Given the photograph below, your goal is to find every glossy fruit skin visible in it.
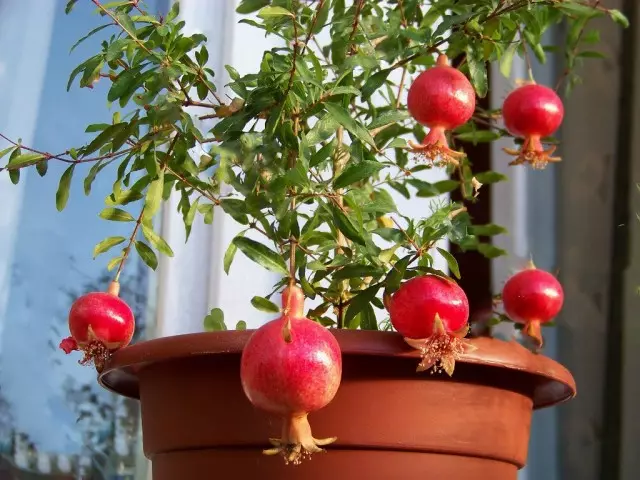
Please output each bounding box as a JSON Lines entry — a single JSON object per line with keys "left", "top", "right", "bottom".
{"left": 68, "top": 292, "right": 135, "bottom": 350}
{"left": 389, "top": 275, "right": 469, "bottom": 339}
{"left": 503, "top": 84, "right": 564, "bottom": 139}
{"left": 502, "top": 268, "right": 564, "bottom": 325}
{"left": 241, "top": 315, "right": 342, "bottom": 416}
{"left": 407, "top": 57, "right": 476, "bottom": 130}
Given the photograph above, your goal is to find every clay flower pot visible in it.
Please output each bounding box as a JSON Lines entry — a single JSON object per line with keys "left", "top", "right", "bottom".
{"left": 99, "top": 330, "right": 575, "bottom": 480}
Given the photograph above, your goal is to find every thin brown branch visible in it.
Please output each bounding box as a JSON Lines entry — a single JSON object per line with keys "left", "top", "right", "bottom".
{"left": 348, "top": 0, "right": 366, "bottom": 54}
{"left": 92, "top": 0, "right": 154, "bottom": 56}
{"left": 395, "top": 66, "right": 408, "bottom": 109}
{"left": 166, "top": 165, "right": 220, "bottom": 205}
{"left": 0, "top": 133, "right": 133, "bottom": 171}
{"left": 283, "top": 16, "right": 300, "bottom": 101}
{"left": 300, "top": 0, "right": 325, "bottom": 57}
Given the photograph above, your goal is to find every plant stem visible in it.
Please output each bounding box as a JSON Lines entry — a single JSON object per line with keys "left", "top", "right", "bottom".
{"left": 395, "top": 66, "right": 408, "bottom": 108}
{"left": 114, "top": 210, "right": 144, "bottom": 283}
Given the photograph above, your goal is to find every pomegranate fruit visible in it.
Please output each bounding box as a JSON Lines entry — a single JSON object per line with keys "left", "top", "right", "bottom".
{"left": 502, "top": 83, "right": 564, "bottom": 169}
{"left": 389, "top": 274, "right": 473, "bottom": 376}
{"left": 501, "top": 261, "right": 564, "bottom": 347}
{"left": 240, "top": 285, "right": 342, "bottom": 465}
{"left": 59, "top": 281, "right": 135, "bottom": 372}
{"left": 407, "top": 54, "right": 476, "bottom": 166}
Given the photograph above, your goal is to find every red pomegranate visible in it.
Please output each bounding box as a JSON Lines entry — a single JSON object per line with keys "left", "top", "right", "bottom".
{"left": 59, "top": 281, "right": 135, "bottom": 372}
{"left": 407, "top": 54, "right": 476, "bottom": 166}
{"left": 240, "top": 285, "right": 342, "bottom": 465}
{"left": 389, "top": 274, "right": 473, "bottom": 375}
{"left": 501, "top": 261, "right": 564, "bottom": 347}
{"left": 502, "top": 83, "right": 564, "bottom": 169}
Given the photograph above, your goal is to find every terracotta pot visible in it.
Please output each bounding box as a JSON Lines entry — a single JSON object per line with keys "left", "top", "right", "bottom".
{"left": 99, "top": 330, "right": 575, "bottom": 480}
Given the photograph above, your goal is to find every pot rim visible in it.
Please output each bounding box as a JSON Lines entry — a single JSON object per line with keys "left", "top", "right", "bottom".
{"left": 99, "top": 329, "right": 576, "bottom": 409}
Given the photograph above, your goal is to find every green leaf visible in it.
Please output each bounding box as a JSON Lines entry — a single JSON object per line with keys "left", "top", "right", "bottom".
{"left": 466, "top": 43, "right": 488, "bottom": 98}
{"left": 359, "top": 304, "right": 378, "bottom": 331}
{"left": 500, "top": 43, "right": 518, "bottom": 78}
{"left": 236, "top": 0, "right": 269, "bottom": 14}
{"left": 455, "top": 130, "right": 501, "bottom": 143}
{"left": 134, "top": 240, "right": 158, "bottom": 270}
{"left": 469, "top": 224, "right": 507, "bottom": 236}
{"left": 233, "top": 237, "right": 289, "bottom": 275}
{"left": 609, "top": 9, "right": 629, "bottom": 28}
{"left": 477, "top": 243, "right": 507, "bottom": 259}
{"left": 324, "top": 103, "right": 376, "bottom": 148}
{"left": 107, "top": 255, "right": 124, "bottom": 272}
{"left": 223, "top": 241, "right": 238, "bottom": 274}
{"left": 99, "top": 207, "right": 135, "bottom": 222}
{"left": 56, "top": 165, "right": 75, "bottom": 212}
{"left": 326, "top": 86, "right": 361, "bottom": 97}
{"left": 258, "top": 6, "right": 293, "bottom": 18}
{"left": 116, "top": 12, "right": 138, "bottom": 38}
{"left": 93, "top": 236, "right": 126, "bottom": 258}
{"left": 345, "top": 287, "right": 378, "bottom": 328}
{"left": 334, "top": 265, "right": 383, "bottom": 280}
{"left": 436, "top": 247, "right": 460, "bottom": 279}
{"left": 204, "top": 308, "right": 227, "bottom": 331}
{"left": 236, "top": 320, "right": 247, "bottom": 330}
{"left": 251, "top": 296, "right": 281, "bottom": 313}
{"left": 8, "top": 152, "right": 46, "bottom": 168}
{"left": 361, "top": 69, "right": 391, "bottom": 100}
{"left": 145, "top": 170, "right": 164, "bottom": 217}
{"left": 71, "top": 24, "right": 111, "bottom": 52}
{"left": 474, "top": 171, "right": 508, "bottom": 184}
{"left": 367, "top": 111, "right": 410, "bottom": 130}
{"left": 84, "top": 161, "right": 108, "bottom": 195}
{"left": 142, "top": 225, "right": 174, "bottom": 257}
{"left": 331, "top": 205, "right": 366, "bottom": 245}
{"left": 333, "top": 161, "right": 384, "bottom": 189}
{"left": 220, "top": 198, "right": 249, "bottom": 224}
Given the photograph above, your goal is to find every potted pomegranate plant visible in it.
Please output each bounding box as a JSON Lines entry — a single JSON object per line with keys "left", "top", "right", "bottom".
{"left": 0, "top": 0, "right": 628, "bottom": 478}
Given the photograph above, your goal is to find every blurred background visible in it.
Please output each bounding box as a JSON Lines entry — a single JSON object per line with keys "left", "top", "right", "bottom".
{"left": 0, "top": 0, "right": 638, "bottom": 479}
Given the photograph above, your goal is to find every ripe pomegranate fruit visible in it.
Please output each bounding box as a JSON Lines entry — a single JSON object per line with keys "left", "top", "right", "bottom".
{"left": 502, "top": 83, "right": 564, "bottom": 169}
{"left": 59, "top": 281, "right": 135, "bottom": 372}
{"left": 501, "top": 261, "right": 564, "bottom": 347}
{"left": 389, "top": 274, "right": 473, "bottom": 376}
{"left": 240, "top": 285, "right": 342, "bottom": 465}
{"left": 407, "top": 54, "right": 476, "bottom": 166}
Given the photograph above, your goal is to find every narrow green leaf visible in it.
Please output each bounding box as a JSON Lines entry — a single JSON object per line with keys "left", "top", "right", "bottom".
{"left": 333, "top": 161, "right": 384, "bottom": 189}
{"left": 233, "top": 237, "right": 289, "bottom": 275}
{"left": 145, "top": 170, "right": 164, "bottom": 217}
{"left": 99, "top": 208, "right": 135, "bottom": 222}
{"left": 116, "top": 13, "right": 138, "bottom": 38}
{"left": 236, "top": 0, "right": 268, "bottom": 14}
{"left": 325, "top": 103, "right": 376, "bottom": 148}
{"left": 204, "top": 308, "right": 227, "bottom": 331}
{"left": 367, "top": 111, "right": 410, "bottom": 130}
{"left": 466, "top": 43, "right": 488, "bottom": 98}
{"left": 107, "top": 255, "right": 124, "bottom": 271}
{"left": 142, "top": 225, "right": 174, "bottom": 257}
{"left": 609, "top": 9, "right": 629, "bottom": 28}
{"left": 345, "top": 287, "right": 378, "bottom": 328}
{"left": 361, "top": 68, "right": 391, "bottom": 100}
{"left": 436, "top": 247, "right": 460, "bottom": 279}
{"left": 93, "top": 236, "right": 126, "bottom": 258}
{"left": 500, "top": 43, "right": 518, "bottom": 78}
{"left": 56, "top": 165, "right": 75, "bottom": 212}
{"left": 223, "top": 241, "right": 238, "bottom": 274}
{"left": 360, "top": 304, "right": 378, "bottom": 331}
{"left": 251, "top": 296, "right": 281, "bottom": 313}
{"left": 8, "top": 152, "right": 46, "bottom": 168}
{"left": 258, "top": 6, "right": 293, "bottom": 18}
{"left": 469, "top": 224, "right": 507, "bottom": 236}
{"left": 134, "top": 240, "right": 158, "bottom": 270}
{"left": 220, "top": 198, "right": 249, "bottom": 224}
{"left": 334, "top": 265, "right": 383, "bottom": 280}
{"left": 477, "top": 243, "right": 507, "bottom": 259}
{"left": 70, "top": 24, "right": 111, "bottom": 52}
{"left": 474, "top": 171, "right": 508, "bottom": 184}
{"left": 331, "top": 205, "right": 366, "bottom": 245}
{"left": 84, "top": 161, "right": 108, "bottom": 195}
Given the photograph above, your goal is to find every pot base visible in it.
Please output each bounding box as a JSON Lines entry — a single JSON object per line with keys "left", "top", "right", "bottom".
{"left": 152, "top": 449, "right": 518, "bottom": 480}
